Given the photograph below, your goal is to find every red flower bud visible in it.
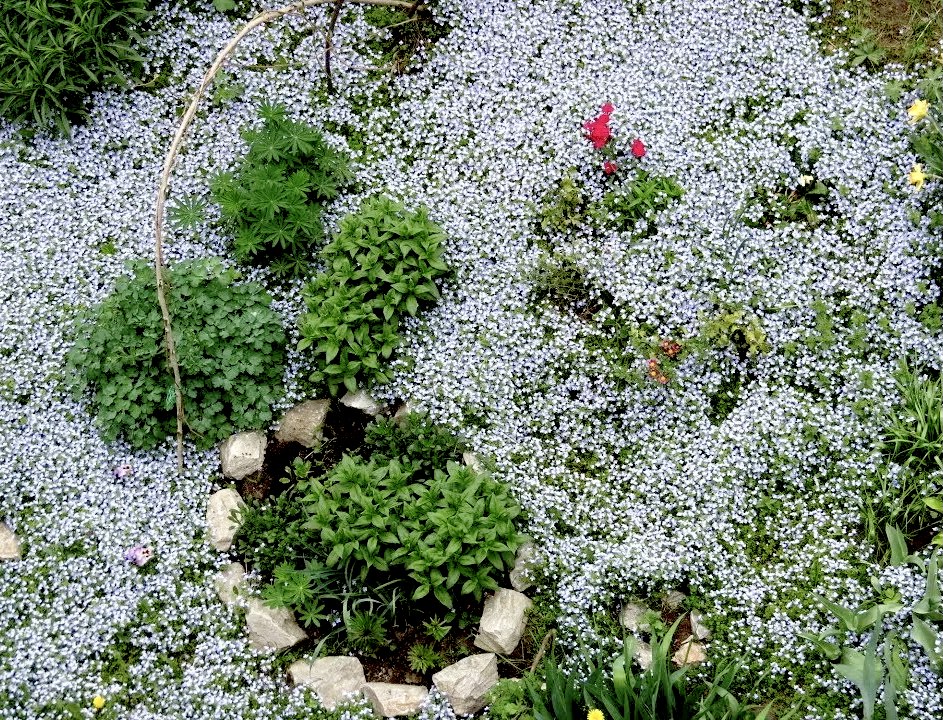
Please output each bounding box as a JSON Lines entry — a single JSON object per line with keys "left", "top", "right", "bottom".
{"left": 631, "top": 138, "right": 646, "bottom": 158}
{"left": 603, "top": 161, "right": 618, "bottom": 175}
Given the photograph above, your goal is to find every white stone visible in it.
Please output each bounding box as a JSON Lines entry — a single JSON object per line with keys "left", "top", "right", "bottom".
{"left": 363, "top": 682, "right": 428, "bottom": 717}
{"left": 474, "top": 588, "right": 532, "bottom": 654}
{"left": 432, "top": 653, "right": 499, "bottom": 715}
{"left": 509, "top": 540, "right": 538, "bottom": 592}
{"left": 619, "top": 602, "right": 652, "bottom": 634}
{"left": 219, "top": 431, "right": 266, "bottom": 480}
{"left": 392, "top": 401, "right": 414, "bottom": 426}
{"left": 672, "top": 637, "right": 707, "bottom": 666}
{"left": 462, "top": 451, "right": 485, "bottom": 474}
{"left": 289, "top": 656, "right": 366, "bottom": 710}
{"left": 245, "top": 598, "right": 307, "bottom": 650}
{"left": 690, "top": 610, "right": 711, "bottom": 640}
{"left": 340, "top": 389, "right": 384, "bottom": 415}
{"left": 633, "top": 639, "right": 653, "bottom": 670}
{"left": 274, "top": 399, "right": 330, "bottom": 448}
{"left": 206, "top": 488, "right": 245, "bottom": 551}
{"left": 0, "top": 522, "right": 21, "bottom": 560}
{"left": 664, "top": 590, "right": 686, "bottom": 611}
{"left": 214, "top": 562, "right": 246, "bottom": 607}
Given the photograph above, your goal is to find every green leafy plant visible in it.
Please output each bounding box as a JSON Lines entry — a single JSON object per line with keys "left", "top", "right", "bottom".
{"left": 343, "top": 608, "right": 389, "bottom": 655}
{"left": 527, "top": 655, "right": 584, "bottom": 720}
{"left": 297, "top": 196, "right": 450, "bottom": 395}
{"left": 299, "top": 451, "right": 522, "bottom": 609}
{"left": 261, "top": 560, "right": 340, "bottom": 629}
{"left": 422, "top": 615, "right": 452, "bottom": 642}
{"left": 0, "top": 0, "right": 149, "bottom": 134}
{"left": 848, "top": 29, "right": 887, "bottom": 67}
{"left": 539, "top": 171, "right": 587, "bottom": 235}
{"left": 487, "top": 679, "right": 535, "bottom": 720}
{"left": 580, "top": 618, "right": 776, "bottom": 720}
{"left": 363, "top": 413, "right": 467, "bottom": 479}
{"left": 701, "top": 304, "right": 769, "bottom": 359}
{"left": 592, "top": 170, "right": 684, "bottom": 236}
{"left": 231, "top": 488, "right": 311, "bottom": 577}
{"left": 407, "top": 643, "right": 443, "bottom": 673}
{"left": 211, "top": 103, "right": 353, "bottom": 278}
{"left": 66, "top": 259, "right": 286, "bottom": 449}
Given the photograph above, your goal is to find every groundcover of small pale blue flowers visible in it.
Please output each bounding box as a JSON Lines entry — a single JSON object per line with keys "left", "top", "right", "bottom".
{"left": 1, "top": 0, "right": 942, "bottom": 717}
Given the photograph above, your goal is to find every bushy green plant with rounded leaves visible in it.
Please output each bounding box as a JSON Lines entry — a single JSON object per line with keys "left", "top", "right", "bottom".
{"left": 299, "top": 453, "right": 521, "bottom": 609}
{"left": 364, "top": 413, "right": 467, "bottom": 478}
{"left": 0, "top": 0, "right": 149, "bottom": 134}
{"left": 298, "top": 196, "right": 450, "bottom": 395}
{"left": 211, "top": 103, "right": 353, "bottom": 278}
{"left": 66, "top": 259, "right": 286, "bottom": 449}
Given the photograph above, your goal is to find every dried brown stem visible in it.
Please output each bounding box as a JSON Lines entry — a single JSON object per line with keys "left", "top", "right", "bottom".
{"left": 154, "top": 0, "right": 422, "bottom": 471}
{"left": 324, "top": 0, "right": 344, "bottom": 94}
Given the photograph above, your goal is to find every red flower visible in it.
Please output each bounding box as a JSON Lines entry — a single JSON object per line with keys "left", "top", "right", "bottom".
{"left": 631, "top": 138, "right": 646, "bottom": 158}
{"left": 584, "top": 103, "right": 615, "bottom": 149}
{"left": 603, "top": 161, "right": 618, "bottom": 175}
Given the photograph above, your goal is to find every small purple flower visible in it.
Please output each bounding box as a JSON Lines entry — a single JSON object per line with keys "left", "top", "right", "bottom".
{"left": 112, "top": 464, "right": 133, "bottom": 479}
{"left": 123, "top": 546, "right": 153, "bottom": 566}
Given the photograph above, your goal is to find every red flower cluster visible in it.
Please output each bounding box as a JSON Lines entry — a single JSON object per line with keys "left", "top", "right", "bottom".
{"left": 659, "top": 338, "right": 681, "bottom": 358}
{"left": 631, "top": 138, "right": 646, "bottom": 158}
{"left": 583, "top": 102, "right": 615, "bottom": 149}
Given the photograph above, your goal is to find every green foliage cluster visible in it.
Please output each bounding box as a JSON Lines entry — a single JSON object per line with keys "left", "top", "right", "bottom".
{"left": 526, "top": 621, "right": 772, "bottom": 720}
{"left": 66, "top": 259, "right": 285, "bottom": 449}
{"left": 298, "top": 196, "right": 450, "bottom": 395}
{"left": 301, "top": 453, "right": 521, "bottom": 608}
{"left": 233, "top": 414, "right": 522, "bottom": 656}
{"left": 406, "top": 642, "right": 443, "bottom": 673}
{"left": 701, "top": 305, "right": 769, "bottom": 360}
{"left": 802, "top": 529, "right": 943, "bottom": 720}
{"left": 745, "top": 177, "right": 830, "bottom": 229}
{"left": 593, "top": 170, "right": 684, "bottom": 235}
{"left": 0, "top": 0, "right": 148, "bottom": 134}
{"left": 211, "top": 104, "right": 353, "bottom": 278}
{"left": 539, "top": 171, "right": 587, "bottom": 235}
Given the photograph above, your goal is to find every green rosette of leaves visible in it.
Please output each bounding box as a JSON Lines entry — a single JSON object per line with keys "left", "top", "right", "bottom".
{"left": 67, "top": 258, "right": 286, "bottom": 449}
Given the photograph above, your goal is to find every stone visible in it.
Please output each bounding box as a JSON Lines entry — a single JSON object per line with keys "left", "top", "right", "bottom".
{"left": 245, "top": 598, "right": 307, "bottom": 650}
{"left": 392, "top": 401, "right": 414, "bottom": 426}
{"left": 619, "top": 602, "right": 652, "bottom": 634}
{"left": 340, "top": 389, "right": 384, "bottom": 415}
{"left": 0, "top": 522, "right": 21, "bottom": 560}
{"left": 288, "top": 656, "right": 366, "bottom": 710}
{"left": 474, "top": 588, "right": 532, "bottom": 654}
{"left": 362, "top": 683, "right": 428, "bottom": 717}
{"left": 633, "top": 639, "right": 653, "bottom": 671}
{"left": 432, "top": 653, "right": 499, "bottom": 715}
{"left": 664, "top": 590, "right": 686, "bottom": 612}
{"left": 206, "top": 488, "right": 245, "bottom": 551}
{"left": 274, "top": 399, "right": 330, "bottom": 448}
{"left": 214, "top": 562, "right": 247, "bottom": 607}
{"left": 462, "top": 452, "right": 485, "bottom": 474}
{"left": 672, "top": 637, "right": 707, "bottom": 666}
{"left": 219, "top": 431, "right": 266, "bottom": 480}
{"left": 509, "top": 540, "right": 539, "bottom": 592}
{"left": 690, "top": 610, "right": 711, "bottom": 640}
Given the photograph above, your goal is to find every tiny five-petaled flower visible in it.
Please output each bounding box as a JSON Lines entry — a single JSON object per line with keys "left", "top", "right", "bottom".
{"left": 908, "top": 99, "right": 930, "bottom": 124}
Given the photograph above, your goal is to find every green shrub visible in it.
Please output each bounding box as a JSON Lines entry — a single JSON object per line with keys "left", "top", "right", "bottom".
{"left": 211, "top": 103, "right": 353, "bottom": 278}
{"left": 299, "top": 453, "right": 522, "bottom": 609}
{"left": 66, "top": 259, "right": 286, "bottom": 449}
{"left": 0, "top": 0, "right": 149, "bottom": 134}
{"left": 363, "top": 413, "right": 467, "bottom": 478}
{"left": 298, "top": 196, "right": 450, "bottom": 395}
{"left": 593, "top": 170, "right": 684, "bottom": 235}
{"left": 232, "top": 487, "right": 311, "bottom": 577}
{"left": 539, "top": 171, "right": 587, "bottom": 236}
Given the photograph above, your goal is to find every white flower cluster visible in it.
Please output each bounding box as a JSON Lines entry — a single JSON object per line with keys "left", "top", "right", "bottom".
{"left": 0, "top": 0, "right": 942, "bottom": 718}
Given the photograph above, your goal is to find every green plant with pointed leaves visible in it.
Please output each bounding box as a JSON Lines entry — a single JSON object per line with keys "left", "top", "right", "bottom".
{"left": 298, "top": 196, "right": 450, "bottom": 395}
{"left": 0, "top": 0, "right": 149, "bottom": 134}
{"left": 211, "top": 103, "right": 353, "bottom": 278}
{"left": 66, "top": 259, "right": 285, "bottom": 449}
{"left": 407, "top": 643, "right": 443, "bottom": 673}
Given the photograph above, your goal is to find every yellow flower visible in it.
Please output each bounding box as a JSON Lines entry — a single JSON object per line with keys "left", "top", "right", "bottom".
{"left": 908, "top": 99, "right": 930, "bottom": 124}
{"left": 909, "top": 163, "right": 927, "bottom": 190}
{"left": 588, "top": 710, "right": 605, "bottom": 720}
{"left": 92, "top": 695, "right": 106, "bottom": 711}
{"left": 798, "top": 174, "right": 814, "bottom": 187}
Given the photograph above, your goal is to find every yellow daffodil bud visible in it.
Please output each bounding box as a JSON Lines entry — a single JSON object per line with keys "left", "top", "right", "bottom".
{"left": 588, "top": 710, "right": 605, "bottom": 720}
{"left": 909, "top": 164, "right": 927, "bottom": 190}
{"left": 908, "top": 99, "right": 930, "bottom": 124}
{"left": 92, "top": 695, "right": 106, "bottom": 711}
